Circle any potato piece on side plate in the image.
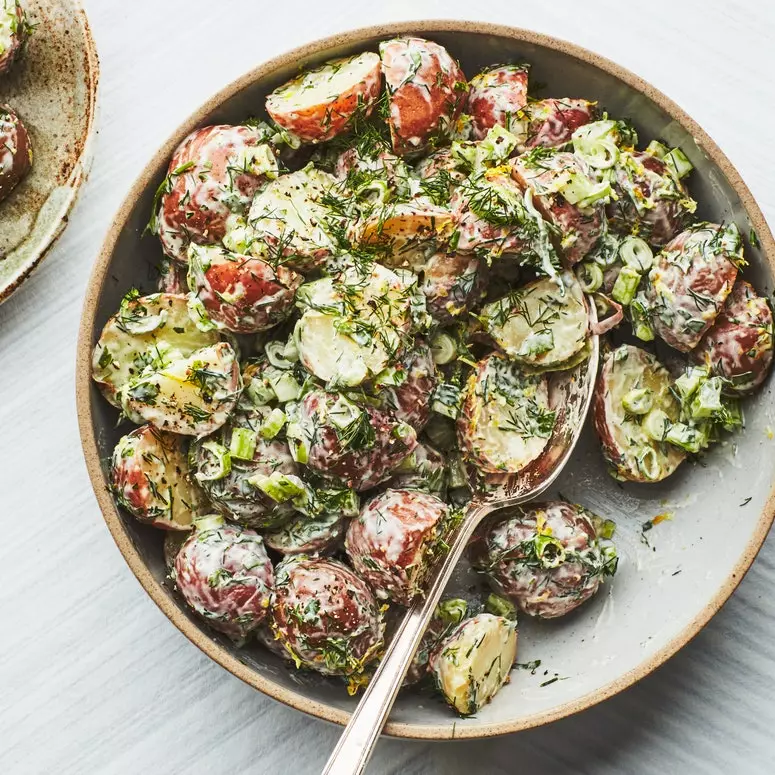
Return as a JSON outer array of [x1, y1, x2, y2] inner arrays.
[[266, 52, 382, 143], [0, 105, 32, 202], [121, 341, 242, 437], [593, 344, 685, 482], [92, 293, 220, 408], [458, 354, 554, 474], [379, 37, 467, 156], [480, 273, 588, 369], [111, 424, 204, 530], [429, 613, 517, 716], [0, 1, 28, 76]]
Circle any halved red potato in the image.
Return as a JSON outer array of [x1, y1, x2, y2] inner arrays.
[[593, 344, 686, 482], [373, 340, 437, 431], [174, 514, 274, 640], [0, 1, 27, 75], [510, 150, 606, 264], [429, 613, 517, 716], [0, 104, 32, 202], [190, 405, 299, 529], [379, 37, 468, 156], [111, 424, 204, 530], [266, 52, 382, 143], [345, 489, 451, 605], [355, 199, 456, 267], [121, 341, 242, 437], [91, 293, 220, 408], [646, 223, 741, 352], [156, 125, 278, 262], [480, 272, 588, 370], [187, 244, 303, 334], [264, 512, 344, 556], [247, 166, 340, 273], [294, 389, 418, 492], [422, 251, 488, 324], [270, 555, 385, 677], [470, 502, 617, 619], [693, 280, 774, 394], [522, 98, 596, 151], [295, 262, 414, 387], [457, 354, 554, 474], [467, 65, 529, 140], [385, 441, 448, 496], [607, 150, 695, 247]]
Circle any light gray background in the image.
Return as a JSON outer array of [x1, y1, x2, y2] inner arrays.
[[1, 1, 773, 772]]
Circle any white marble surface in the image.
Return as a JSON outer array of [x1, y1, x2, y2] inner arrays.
[[1, 1, 774, 772]]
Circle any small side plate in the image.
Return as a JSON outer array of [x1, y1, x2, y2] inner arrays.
[[0, 0, 99, 303]]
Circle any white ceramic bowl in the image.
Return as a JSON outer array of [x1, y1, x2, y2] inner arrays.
[[76, 21, 775, 739]]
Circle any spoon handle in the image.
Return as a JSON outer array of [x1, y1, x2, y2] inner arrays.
[[321, 501, 491, 775]]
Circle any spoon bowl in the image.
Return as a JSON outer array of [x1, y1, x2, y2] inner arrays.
[[322, 304, 600, 774]]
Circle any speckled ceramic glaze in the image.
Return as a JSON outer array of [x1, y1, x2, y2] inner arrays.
[[76, 22, 775, 740], [0, 0, 98, 303]]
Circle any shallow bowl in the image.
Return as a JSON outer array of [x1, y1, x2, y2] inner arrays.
[[76, 20, 775, 740]]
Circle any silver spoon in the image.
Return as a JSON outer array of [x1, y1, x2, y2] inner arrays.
[[322, 302, 601, 775]]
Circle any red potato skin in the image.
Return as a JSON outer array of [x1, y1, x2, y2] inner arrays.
[[380, 37, 468, 157], [157, 258, 189, 294], [467, 65, 529, 140], [523, 98, 595, 150], [510, 152, 605, 265], [345, 489, 449, 605], [266, 55, 382, 143], [0, 3, 25, 75], [469, 502, 603, 618], [647, 225, 739, 352], [174, 521, 274, 640], [422, 251, 488, 324], [693, 280, 774, 393], [0, 105, 32, 202], [607, 152, 690, 247], [299, 390, 418, 492], [270, 556, 384, 676], [375, 340, 436, 431], [157, 125, 276, 261], [189, 251, 303, 334]]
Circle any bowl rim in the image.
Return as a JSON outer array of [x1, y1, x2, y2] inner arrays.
[[76, 19, 775, 740], [0, 0, 100, 305]]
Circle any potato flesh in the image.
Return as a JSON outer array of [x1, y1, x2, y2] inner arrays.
[[121, 342, 240, 437], [483, 274, 587, 368], [248, 167, 338, 268], [92, 294, 219, 407], [599, 345, 685, 481], [431, 614, 517, 716], [296, 264, 412, 386], [268, 52, 380, 113]]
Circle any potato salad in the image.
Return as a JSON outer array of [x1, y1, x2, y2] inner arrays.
[[92, 35, 772, 718]]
